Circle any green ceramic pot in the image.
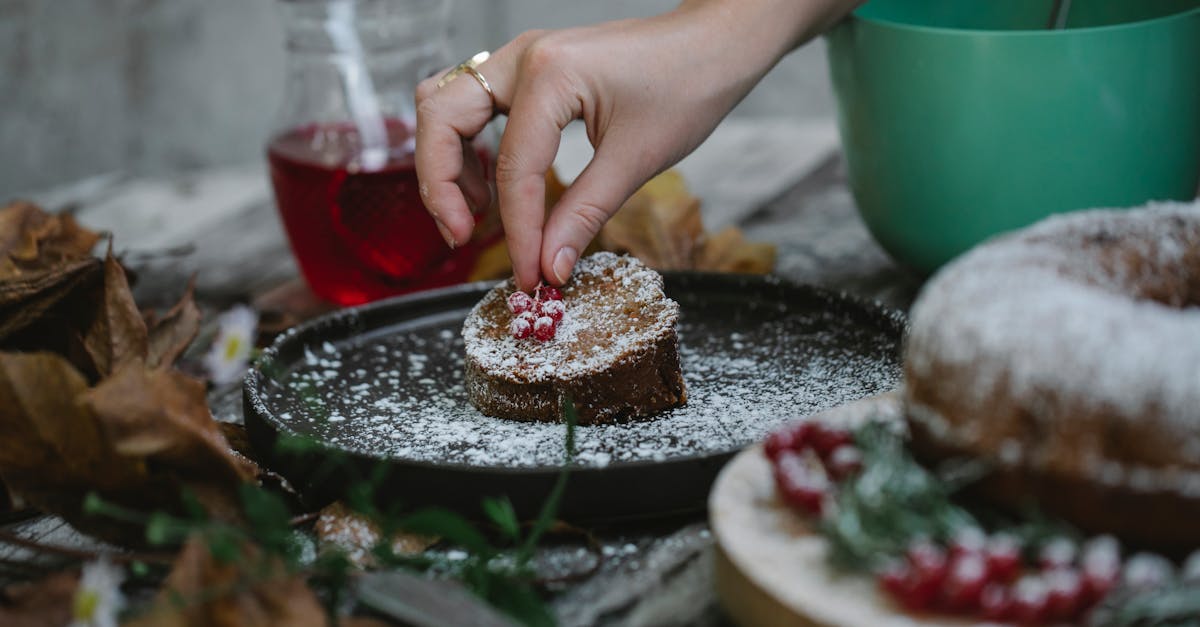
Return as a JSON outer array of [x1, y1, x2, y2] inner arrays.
[[826, 0, 1200, 274]]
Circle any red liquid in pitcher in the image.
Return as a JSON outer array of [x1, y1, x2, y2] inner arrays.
[[268, 119, 494, 306]]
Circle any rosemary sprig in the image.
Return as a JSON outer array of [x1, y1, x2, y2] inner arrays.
[[821, 421, 976, 571]]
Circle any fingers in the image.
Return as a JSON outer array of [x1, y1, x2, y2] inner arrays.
[[457, 139, 491, 215], [540, 143, 649, 285], [414, 53, 512, 248], [495, 65, 580, 291]]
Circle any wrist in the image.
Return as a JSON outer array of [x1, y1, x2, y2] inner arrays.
[[675, 0, 859, 61]]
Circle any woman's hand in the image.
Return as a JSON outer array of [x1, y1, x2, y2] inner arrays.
[[415, 0, 856, 291]]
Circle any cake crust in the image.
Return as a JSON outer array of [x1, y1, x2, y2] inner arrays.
[[903, 201, 1200, 551], [463, 252, 686, 424]]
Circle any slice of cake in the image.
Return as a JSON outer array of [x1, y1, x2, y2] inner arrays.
[[462, 252, 686, 424]]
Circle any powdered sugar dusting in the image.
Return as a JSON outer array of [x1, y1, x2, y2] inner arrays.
[[907, 200, 1200, 466], [253, 282, 902, 469], [462, 252, 677, 383]]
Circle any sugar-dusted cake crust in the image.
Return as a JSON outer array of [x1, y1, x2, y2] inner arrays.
[[903, 200, 1200, 551], [463, 252, 686, 425]]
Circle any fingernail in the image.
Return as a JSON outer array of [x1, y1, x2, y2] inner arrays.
[[552, 246, 578, 284], [434, 218, 456, 249]]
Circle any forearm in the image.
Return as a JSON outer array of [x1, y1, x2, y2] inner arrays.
[[674, 0, 863, 72]]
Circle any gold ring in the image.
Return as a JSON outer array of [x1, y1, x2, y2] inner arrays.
[[437, 51, 496, 107]]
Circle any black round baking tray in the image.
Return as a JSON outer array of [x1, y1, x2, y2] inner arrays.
[[244, 272, 905, 522]]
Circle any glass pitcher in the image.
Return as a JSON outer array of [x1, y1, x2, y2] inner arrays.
[[267, 0, 499, 306]]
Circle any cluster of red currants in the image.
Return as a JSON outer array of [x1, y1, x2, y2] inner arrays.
[[763, 420, 1196, 625], [875, 532, 1129, 623], [763, 420, 862, 516], [507, 285, 566, 342]]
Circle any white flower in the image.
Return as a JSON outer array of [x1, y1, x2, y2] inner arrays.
[[204, 304, 259, 385], [70, 557, 124, 627]]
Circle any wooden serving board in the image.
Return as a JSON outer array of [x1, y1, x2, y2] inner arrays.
[[709, 391, 986, 627]]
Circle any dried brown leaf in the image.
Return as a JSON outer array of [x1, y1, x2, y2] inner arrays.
[[0, 570, 78, 627], [125, 536, 325, 627], [146, 278, 201, 369], [599, 170, 704, 270], [314, 501, 436, 568], [0, 352, 254, 542], [0, 201, 101, 280], [85, 363, 257, 489], [695, 226, 777, 275], [0, 352, 150, 538], [83, 251, 149, 377], [0, 257, 102, 341]]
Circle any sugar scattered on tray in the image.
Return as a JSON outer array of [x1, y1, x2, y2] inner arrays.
[[260, 296, 902, 469]]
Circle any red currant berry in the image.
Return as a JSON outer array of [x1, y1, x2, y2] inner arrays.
[[1011, 575, 1050, 625], [764, 429, 796, 461], [825, 445, 863, 480], [773, 451, 828, 515], [507, 291, 535, 315], [905, 539, 949, 601], [809, 423, 853, 458], [949, 526, 987, 560], [537, 298, 566, 321], [985, 533, 1023, 583], [1081, 535, 1121, 602], [1044, 567, 1085, 621], [980, 583, 1014, 620], [941, 552, 989, 611], [533, 316, 556, 342], [537, 285, 563, 301], [878, 560, 937, 611], [764, 422, 812, 461], [1038, 536, 1078, 570], [509, 316, 533, 339]]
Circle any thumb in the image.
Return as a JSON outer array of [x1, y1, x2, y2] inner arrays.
[[540, 145, 651, 285]]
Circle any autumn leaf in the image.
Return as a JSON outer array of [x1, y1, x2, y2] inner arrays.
[[84, 362, 257, 519], [599, 170, 704, 270], [314, 501, 436, 568], [468, 168, 776, 280], [0, 570, 79, 627], [145, 278, 201, 370], [0, 201, 101, 280], [0, 351, 254, 542], [0, 353, 147, 496], [83, 249, 149, 378], [0, 256, 102, 342], [695, 226, 776, 275], [126, 535, 326, 627]]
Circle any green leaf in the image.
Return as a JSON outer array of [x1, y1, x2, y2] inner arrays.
[[274, 432, 322, 456], [482, 497, 521, 544], [82, 492, 105, 516], [1096, 582, 1200, 627], [518, 396, 577, 561], [398, 508, 491, 555], [205, 526, 243, 564], [179, 488, 209, 522], [485, 576, 555, 627], [239, 484, 292, 531], [145, 511, 186, 546]]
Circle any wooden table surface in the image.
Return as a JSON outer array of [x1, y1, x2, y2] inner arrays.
[[5, 127, 922, 626]]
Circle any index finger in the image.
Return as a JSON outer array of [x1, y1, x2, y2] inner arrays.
[[495, 82, 579, 292]]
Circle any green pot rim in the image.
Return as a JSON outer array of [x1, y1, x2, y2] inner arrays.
[[849, 2, 1200, 37]]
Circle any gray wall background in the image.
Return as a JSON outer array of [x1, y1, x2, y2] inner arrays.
[[0, 0, 835, 197]]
